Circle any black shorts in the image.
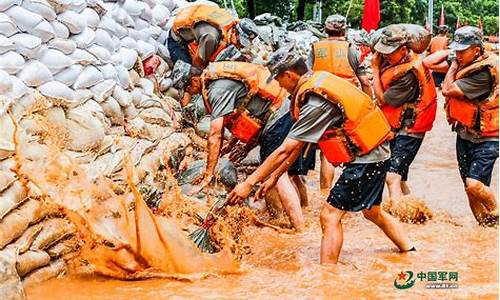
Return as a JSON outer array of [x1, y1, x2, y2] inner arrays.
[[260, 113, 316, 176], [389, 135, 424, 181], [432, 72, 446, 87], [456, 135, 499, 186], [327, 160, 389, 212], [167, 33, 191, 65]]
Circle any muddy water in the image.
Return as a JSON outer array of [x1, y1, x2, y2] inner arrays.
[[26, 97, 498, 299]]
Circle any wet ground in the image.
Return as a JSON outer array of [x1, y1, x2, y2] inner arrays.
[[26, 96, 498, 299]]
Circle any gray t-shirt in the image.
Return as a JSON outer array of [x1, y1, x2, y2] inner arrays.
[[207, 79, 289, 133], [383, 71, 425, 139], [288, 94, 390, 163], [307, 42, 366, 77], [455, 68, 498, 142]]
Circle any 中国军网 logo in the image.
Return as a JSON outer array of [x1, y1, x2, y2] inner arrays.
[[394, 271, 459, 289]]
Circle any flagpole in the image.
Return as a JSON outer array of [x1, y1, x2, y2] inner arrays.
[[428, 0, 433, 34]]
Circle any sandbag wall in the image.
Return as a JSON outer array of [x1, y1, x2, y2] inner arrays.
[[0, 0, 202, 288]]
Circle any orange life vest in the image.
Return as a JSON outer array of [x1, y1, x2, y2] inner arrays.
[[428, 36, 448, 54], [446, 54, 499, 137], [292, 71, 392, 166], [380, 53, 437, 133], [311, 38, 360, 87], [172, 4, 239, 68], [201, 61, 288, 143]]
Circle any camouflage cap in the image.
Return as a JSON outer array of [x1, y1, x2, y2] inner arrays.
[[374, 26, 408, 54], [214, 45, 242, 61], [438, 24, 449, 32], [171, 60, 192, 90], [450, 26, 483, 51], [237, 18, 259, 47], [265, 42, 302, 79], [325, 14, 347, 31]]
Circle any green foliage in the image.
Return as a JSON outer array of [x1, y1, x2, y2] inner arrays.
[[227, 0, 498, 35]]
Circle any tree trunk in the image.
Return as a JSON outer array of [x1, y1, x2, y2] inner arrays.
[[246, 0, 255, 19], [297, 0, 306, 20]]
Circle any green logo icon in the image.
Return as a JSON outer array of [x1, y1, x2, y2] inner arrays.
[[394, 271, 416, 289]]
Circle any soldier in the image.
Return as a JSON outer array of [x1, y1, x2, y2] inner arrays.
[[371, 26, 437, 211], [424, 26, 499, 226], [228, 44, 415, 264]]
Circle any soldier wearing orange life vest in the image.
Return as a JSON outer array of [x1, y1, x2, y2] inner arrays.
[[171, 58, 316, 231], [227, 44, 415, 264], [424, 26, 498, 226], [167, 3, 258, 70], [307, 14, 373, 195], [372, 25, 437, 211]]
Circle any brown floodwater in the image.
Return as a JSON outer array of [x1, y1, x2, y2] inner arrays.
[[26, 96, 498, 299]]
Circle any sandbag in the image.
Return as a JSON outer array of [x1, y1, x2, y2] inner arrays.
[[71, 27, 96, 49], [115, 65, 132, 89], [159, 78, 173, 92], [90, 79, 116, 102], [65, 106, 106, 151], [98, 64, 118, 80], [123, 0, 143, 16], [0, 248, 25, 300], [47, 0, 71, 14], [30, 218, 75, 250], [97, 16, 117, 36], [134, 18, 150, 31], [112, 85, 131, 107], [128, 69, 141, 87], [67, 0, 86, 13], [87, 44, 112, 64], [370, 24, 431, 54], [48, 38, 76, 55], [118, 47, 138, 70], [0, 70, 13, 94], [5, 6, 43, 33], [140, 107, 171, 127], [100, 96, 124, 125], [137, 40, 155, 60], [57, 10, 86, 34], [152, 5, 170, 27], [0, 35, 15, 54], [69, 48, 99, 65], [38, 81, 76, 106], [17, 60, 53, 87], [140, 3, 152, 22], [120, 36, 138, 50], [10, 33, 43, 59], [0, 199, 42, 249], [50, 20, 69, 39], [46, 237, 80, 258], [4, 76, 29, 101], [94, 28, 115, 52], [0, 181, 27, 220], [39, 49, 73, 74], [0, 0, 21, 12], [114, 23, 128, 39], [73, 66, 104, 89], [73, 89, 94, 105], [112, 7, 135, 28], [80, 8, 100, 30], [10, 223, 43, 254], [0, 13, 18, 37], [16, 250, 51, 277], [53, 64, 83, 86], [30, 19, 55, 43], [22, 0, 56, 21], [22, 259, 67, 288]]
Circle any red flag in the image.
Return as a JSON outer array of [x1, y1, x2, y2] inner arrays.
[[439, 5, 445, 26], [456, 16, 461, 28], [478, 16, 483, 32], [361, 0, 380, 32]]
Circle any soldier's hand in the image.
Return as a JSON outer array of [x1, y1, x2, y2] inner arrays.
[[228, 144, 249, 163], [255, 176, 278, 200], [187, 172, 213, 196], [227, 181, 254, 205]]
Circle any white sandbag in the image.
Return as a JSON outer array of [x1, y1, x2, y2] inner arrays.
[[118, 47, 138, 70], [5, 76, 30, 100], [57, 11, 86, 34], [152, 5, 170, 27], [123, 0, 143, 16], [115, 65, 132, 89], [97, 16, 117, 35], [112, 85, 131, 107], [48, 38, 76, 55], [0, 0, 21, 12], [73, 66, 104, 89], [128, 69, 141, 87], [100, 96, 124, 125], [22, 0, 56, 21], [5, 6, 43, 32], [134, 18, 149, 31], [120, 36, 138, 50], [53, 64, 82, 86], [146, 27, 162, 39], [109, 53, 122, 66], [10, 33, 43, 59], [90, 79, 115, 102], [94, 28, 114, 52], [39, 49, 73, 74], [73, 89, 93, 104], [46, 0, 71, 14], [136, 40, 155, 60], [0, 70, 12, 94], [71, 27, 96, 49], [159, 78, 172, 92], [39, 81, 76, 105], [50, 20, 69, 39], [157, 44, 170, 62], [30, 20, 55, 43], [98, 64, 117, 80], [69, 49, 99, 65], [127, 28, 147, 41], [130, 88, 142, 106], [139, 4, 152, 22], [112, 7, 135, 28], [87, 44, 111, 64], [123, 102, 139, 119], [113, 23, 128, 39], [0, 14, 18, 37], [0, 51, 25, 74], [140, 78, 155, 96], [65, 106, 105, 151], [18, 60, 53, 87], [0, 35, 14, 54], [158, 30, 169, 45], [67, 0, 86, 13], [80, 8, 100, 30]]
